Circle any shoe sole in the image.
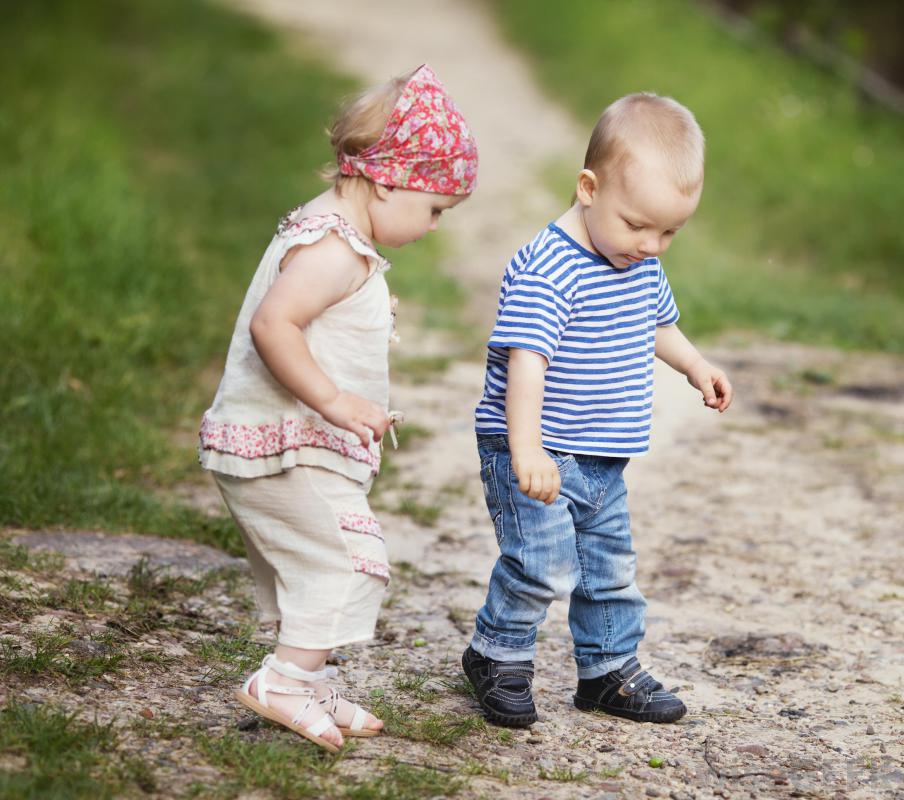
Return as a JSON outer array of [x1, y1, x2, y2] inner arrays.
[[462, 654, 538, 728], [235, 690, 341, 752], [573, 695, 687, 724]]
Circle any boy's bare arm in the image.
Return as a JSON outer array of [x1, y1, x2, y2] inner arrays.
[[506, 348, 561, 504], [655, 324, 733, 412]]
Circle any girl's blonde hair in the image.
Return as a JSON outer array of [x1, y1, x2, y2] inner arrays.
[[583, 93, 705, 196], [321, 68, 417, 191]]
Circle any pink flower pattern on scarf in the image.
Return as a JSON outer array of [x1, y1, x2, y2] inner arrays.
[[339, 64, 477, 196]]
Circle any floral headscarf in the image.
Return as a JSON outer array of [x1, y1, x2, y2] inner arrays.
[[338, 64, 478, 196]]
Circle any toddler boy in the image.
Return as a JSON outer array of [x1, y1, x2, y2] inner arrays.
[[463, 93, 732, 727]]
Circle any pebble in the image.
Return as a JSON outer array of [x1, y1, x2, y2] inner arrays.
[[139, 708, 154, 720], [866, 724, 875, 735], [646, 788, 664, 797], [236, 716, 259, 731]]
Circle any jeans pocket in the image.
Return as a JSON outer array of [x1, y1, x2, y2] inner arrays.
[[480, 452, 505, 545], [543, 448, 576, 475]]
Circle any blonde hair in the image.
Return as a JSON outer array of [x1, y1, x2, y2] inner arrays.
[[583, 93, 705, 196], [321, 68, 416, 192]]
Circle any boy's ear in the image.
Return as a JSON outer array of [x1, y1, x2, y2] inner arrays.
[[575, 169, 598, 206], [373, 183, 394, 200]]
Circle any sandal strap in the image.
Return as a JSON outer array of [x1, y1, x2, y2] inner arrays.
[[348, 705, 368, 731], [317, 687, 369, 731], [319, 687, 341, 717], [263, 653, 339, 682]]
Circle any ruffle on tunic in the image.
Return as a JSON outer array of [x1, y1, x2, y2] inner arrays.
[[199, 414, 380, 481]]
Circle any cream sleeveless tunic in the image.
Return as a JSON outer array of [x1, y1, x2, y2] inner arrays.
[[199, 209, 393, 484]]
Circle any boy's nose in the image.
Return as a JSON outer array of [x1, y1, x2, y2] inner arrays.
[[639, 236, 663, 256]]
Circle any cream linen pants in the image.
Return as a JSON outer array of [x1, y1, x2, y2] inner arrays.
[[214, 465, 388, 649]]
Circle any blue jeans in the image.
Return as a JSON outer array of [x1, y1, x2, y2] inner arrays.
[[470, 434, 646, 679]]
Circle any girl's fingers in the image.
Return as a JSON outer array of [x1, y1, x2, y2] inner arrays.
[[349, 422, 371, 446]]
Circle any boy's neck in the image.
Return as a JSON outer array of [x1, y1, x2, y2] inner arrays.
[[555, 205, 599, 256]]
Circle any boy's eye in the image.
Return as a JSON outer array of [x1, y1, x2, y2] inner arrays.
[[624, 219, 642, 231]]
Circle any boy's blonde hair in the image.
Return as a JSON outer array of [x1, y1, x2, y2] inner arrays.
[[583, 93, 705, 196], [322, 68, 416, 191]]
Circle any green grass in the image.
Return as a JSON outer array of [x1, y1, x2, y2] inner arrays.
[[0, 0, 464, 544], [0, 630, 127, 684], [0, 702, 129, 799], [493, 0, 904, 352], [197, 732, 463, 799]]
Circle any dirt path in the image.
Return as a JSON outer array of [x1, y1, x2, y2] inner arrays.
[[2, 2, 901, 798], [221, 3, 904, 798]]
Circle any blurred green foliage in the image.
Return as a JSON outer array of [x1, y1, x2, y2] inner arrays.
[[0, 0, 456, 542], [494, 0, 904, 351], [720, 0, 904, 86]]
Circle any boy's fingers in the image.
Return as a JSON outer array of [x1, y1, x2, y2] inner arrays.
[[700, 378, 717, 407]]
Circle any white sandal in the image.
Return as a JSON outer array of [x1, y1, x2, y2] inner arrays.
[[236, 654, 342, 753], [318, 686, 381, 738]]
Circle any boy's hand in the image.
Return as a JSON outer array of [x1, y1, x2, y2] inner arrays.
[[511, 445, 561, 504], [320, 391, 391, 446], [685, 358, 733, 412]]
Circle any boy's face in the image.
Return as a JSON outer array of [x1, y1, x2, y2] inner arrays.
[[576, 151, 701, 268]]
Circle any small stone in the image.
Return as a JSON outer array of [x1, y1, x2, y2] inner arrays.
[[139, 708, 154, 720], [866, 725, 875, 735], [646, 788, 663, 797], [527, 736, 542, 745], [538, 758, 555, 770], [236, 716, 259, 731], [736, 744, 768, 758]]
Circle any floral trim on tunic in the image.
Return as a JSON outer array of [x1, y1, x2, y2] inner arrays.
[[276, 209, 390, 270], [338, 513, 384, 541], [199, 414, 380, 475], [352, 556, 390, 584]]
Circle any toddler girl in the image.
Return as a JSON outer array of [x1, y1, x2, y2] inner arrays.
[[198, 64, 477, 752]]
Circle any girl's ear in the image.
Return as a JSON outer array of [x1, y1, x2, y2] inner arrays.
[[575, 169, 598, 206], [373, 183, 394, 201]]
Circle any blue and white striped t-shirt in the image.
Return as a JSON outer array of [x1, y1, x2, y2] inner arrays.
[[474, 223, 680, 457]]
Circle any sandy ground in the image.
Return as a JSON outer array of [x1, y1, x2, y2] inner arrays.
[[3, 1, 902, 798], [222, 3, 904, 797]]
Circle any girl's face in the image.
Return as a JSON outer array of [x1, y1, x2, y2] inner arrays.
[[368, 187, 465, 248]]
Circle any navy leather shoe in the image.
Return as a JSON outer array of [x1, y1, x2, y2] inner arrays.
[[462, 646, 538, 728], [574, 656, 687, 723]]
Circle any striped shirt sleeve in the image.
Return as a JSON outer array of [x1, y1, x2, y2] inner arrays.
[[656, 265, 680, 326], [487, 271, 572, 363]]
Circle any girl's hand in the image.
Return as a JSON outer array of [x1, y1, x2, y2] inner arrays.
[[685, 358, 733, 413], [511, 445, 561, 504], [321, 392, 391, 446]]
